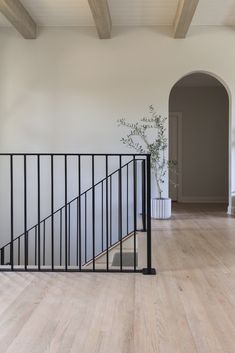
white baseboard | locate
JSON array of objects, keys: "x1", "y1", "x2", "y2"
[
  {"x1": 227, "y1": 206, "x2": 235, "y2": 215},
  {"x1": 179, "y1": 196, "x2": 228, "y2": 203}
]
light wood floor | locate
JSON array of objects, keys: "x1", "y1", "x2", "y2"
[{"x1": 1, "y1": 203, "x2": 235, "y2": 353}]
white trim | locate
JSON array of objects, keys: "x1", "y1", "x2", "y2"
[
  {"x1": 228, "y1": 90, "x2": 232, "y2": 213},
  {"x1": 228, "y1": 192, "x2": 235, "y2": 214},
  {"x1": 169, "y1": 112, "x2": 183, "y2": 202}
]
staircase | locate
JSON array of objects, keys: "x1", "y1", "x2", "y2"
[{"x1": 0, "y1": 153, "x2": 155, "y2": 275}]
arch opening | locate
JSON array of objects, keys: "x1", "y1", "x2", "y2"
[{"x1": 168, "y1": 71, "x2": 230, "y2": 212}]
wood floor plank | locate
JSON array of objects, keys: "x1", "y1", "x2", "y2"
[{"x1": 0, "y1": 203, "x2": 235, "y2": 353}]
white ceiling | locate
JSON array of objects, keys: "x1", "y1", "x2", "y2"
[
  {"x1": 0, "y1": 0, "x2": 235, "y2": 28},
  {"x1": 0, "y1": 0, "x2": 94, "y2": 27},
  {"x1": 109, "y1": 0, "x2": 179, "y2": 26},
  {"x1": 192, "y1": 0, "x2": 235, "y2": 25}
]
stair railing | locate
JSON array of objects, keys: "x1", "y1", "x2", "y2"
[{"x1": 0, "y1": 153, "x2": 155, "y2": 274}]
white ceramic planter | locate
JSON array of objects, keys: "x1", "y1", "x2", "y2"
[{"x1": 151, "y1": 198, "x2": 172, "y2": 219}]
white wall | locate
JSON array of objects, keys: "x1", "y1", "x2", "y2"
[
  {"x1": 170, "y1": 86, "x2": 229, "y2": 202},
  {"x1": 0, "y1": 25, "x2": 235, "y2": 208}
]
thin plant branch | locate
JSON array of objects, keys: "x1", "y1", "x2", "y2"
[{"x1": 118, "y1": 105, "x2": 177, "y2": 198}]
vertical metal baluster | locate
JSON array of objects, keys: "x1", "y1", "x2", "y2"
[
  {"x1": 142, "y1": 159, "x2": 146, "y2": 232},
  {"x1": 133, "y1": 156, "x2": 137, "y2": 272},
  {"x1": 37, "y1": 155, "x2": 41, "y2": 270},
  {"x1": 35, "y1": 226, "x2": 37, "y2": 266},
  {"x1": 76, "y1": 198, "x2": 79, "y2": 267},
  {"x1": 146, "y1": 154, "x2": 153, "y2": 274},
  {"x1": 106, "y1": 156, "x2": 109, "y2": 271},
  {"x1": 85, "y1": 193, "x2": 87, "y2": 264},
  {"x1": 78, "y1": 155, "x2": 81, "y2": 271},
  {"x1": 26, "y1": 232, "x2": 28, "y2": 268},
  {"x1": 51, "y1": 155, "x2": 54, "y2": 271},
  {"x1": 43, "y1": 220, "x2": 45, "y2": 266},
  {"x1": 101, "y1": 181, "x2": 104, "y2": 252},
  {"x1": 92, "y1": 155, "x2": 95, "y2": 271},
  {"x1": 24, "y1": 155, "x2": 27, "y2": 270},
  {"x1": 110, "y1": 175, "x2": 112, "y2": 246},
  {"x1": 127, "y1": 163, "x2": 129, "y2": 235},
  {"x1": 18, "y1": 238, "x2": 20, "y2": 265},
  {"x1": 65, "y1": 155, "x2": 68, "y2": 271},
  {"x1": 119, "y1": 156, "x2": 123, "y2": 271},
  {"x1": 60, "y1": 209, "x2": 62, "y2": 266},
  {"x1": 1, "y1": 248, "x2": 4, "y2": 265},
  {"x1": 10, "y1": 155, "x2": 14, "y2": 270},
  {"x1": 68, "y1": 203, "x2": 71, "y2": 267}
]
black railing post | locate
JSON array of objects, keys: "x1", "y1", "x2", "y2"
[
  {"x1": 10, "y1": 155, "x2": 14, "y2": 270},
  {"x1": 43, "y1": 220, "x2": 46, "y2": 266},
  {"x1": 76, "y1": 197, "x2": 79, "y2": 268},
  {"x1": 133, "y1": 156, "x2": 137, "y2": 271},
  {"x1": 85, "y1": 193, "x2": 87, "y2": 264},
  {"x1": 1, "y1": 248, "x2": 5, "y2": 265},
  {"x1": 60, "y1": 209, "x2": 62, "y2": 266},
  {"x1": 101, "y1": 181, "x2": 104, "y2": 252},
  {"x1": 92, "y1": 155, "x2": 95, "y2": 271},
  {"x1": 51, "y1": 155, "x2": 54, "y2": 271},
  {"x1": 78, "y1": 155, "x2": 82, "y2": 271},
  {"x1": 64, "y1": 155, "x2": 68, "y2": 271},
  {"x1": 68, "y1": 203, "x2": 71, "y2": 266},
  {"x1": 143, "y1": 154, "x2": 156, "y2": 275},
  {"x1": 142, "y1": 159, "x2": 146, "y2": 232},
  {"x1": 18, "y1": 238, "x2": 20, "y2": 265},
  {"x1": 106, "y1": 155, "x2": 109, "y2": 271},
  {"x1": 24, "y1": 155, "x2": 28, "y2": 270},
  {"x1": 35, "y1": 226, "x2": 37, "y2": 265},
  {"x1": 109, "y1": 176, "x2": 112, "y2": 246},
  {"x1": 127, "y1": 164, "x2": 129, "y2": 235},
  {"x1": 37, "y1": 155, "x2": 41, "y2": 270},
  {"x1": 119, "y1": 155, "x2": 123, "y2": 271}
]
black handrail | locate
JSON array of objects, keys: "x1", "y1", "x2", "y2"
[{"x1": 0, "y1": 153, "x2": 150, "y2": 156}]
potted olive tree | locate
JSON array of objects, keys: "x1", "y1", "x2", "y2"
[{"x1": 118, "y1": 105, "x2": 176, "y2": 219}]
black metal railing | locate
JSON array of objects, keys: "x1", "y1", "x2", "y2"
[{"x1": 0, "y1": 153, "x2": 155, "y2": 274}]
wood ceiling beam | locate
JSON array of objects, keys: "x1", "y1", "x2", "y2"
[
  {"x1": 173, "y1": 0, "x2": 199, "y2": 38},
  {"x1": 0, "y1": 0, "x2": 37, "y2": 39},
  {"x1": 88, "y1": 0, "x2": 112, "y2": 39}
]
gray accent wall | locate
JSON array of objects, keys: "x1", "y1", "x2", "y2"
[{"x1": 170, "y1": 86, "x2": 229, "y2": 202}]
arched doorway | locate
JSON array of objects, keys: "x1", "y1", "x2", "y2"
[{"x1": 169, "y1": 72, "x2": 230, "y2": 208}]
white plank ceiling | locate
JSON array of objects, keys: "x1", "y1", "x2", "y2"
[
  {"x1": 109, "y1": 0, "x2": 179, "y2": 26},
  {"x1": 192, "y1": 0, "x2": 235, "y2": 25},
  {"x1": 0, "y1": 0, "x2": 235, "y2": 27}
]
